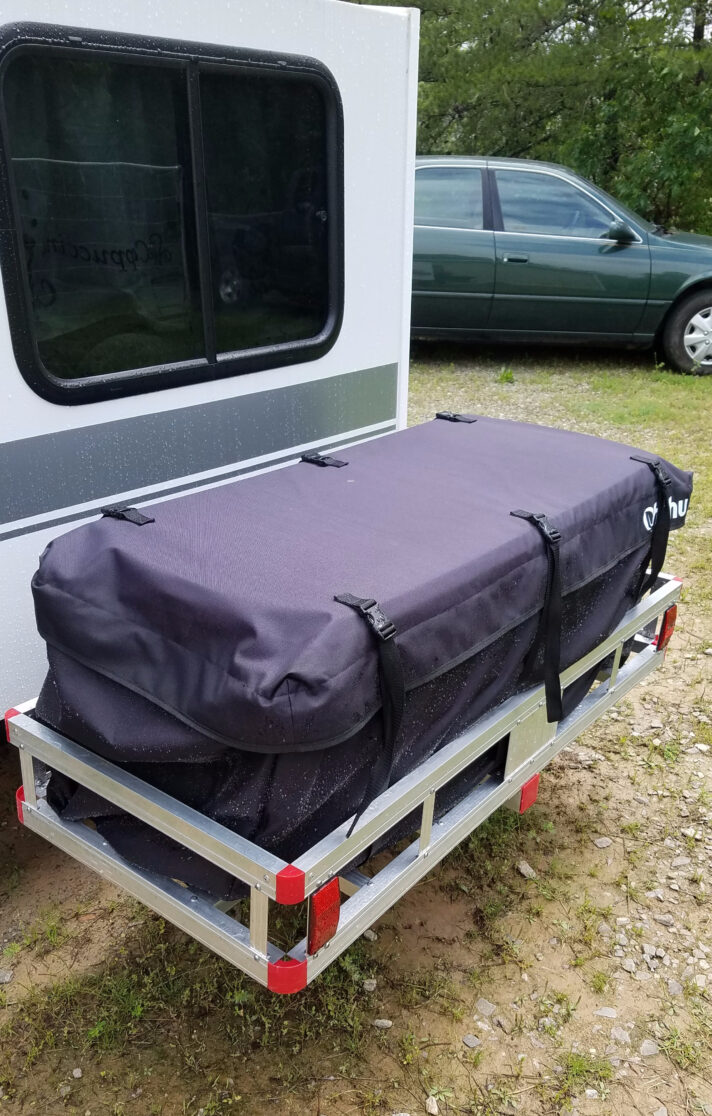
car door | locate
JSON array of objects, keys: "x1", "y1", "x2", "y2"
[
  {"x1": 412, "y1": 165, "x2": 495, "y2": 332},
  {"x1": 489, "y1": 167, "x2": 651, "y2": 337}
]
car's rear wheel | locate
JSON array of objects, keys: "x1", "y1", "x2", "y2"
[{"x1": 662, "y1": 289, "x2": 712, "y2": 374}]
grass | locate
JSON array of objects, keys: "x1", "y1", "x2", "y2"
[
  {"x1": 397, "y1": 1028, "x2": 420, "y2": 1065},
  {"x1": 550, "y1": 1050, "x2": 613, "y2": 1103},
  {"x1": 620, "y1": 820, "x2": 643, "y2": 836},
  {"x1": 537, "y1": 990, "x2": 578, "y2": 1036},
  {"x1": 447, "y1": 802, "x2": 558, "y2": 936},
  {"x1": 20, "y1": 907, "x2": 70, "y2": 955},
  {"x1": 590, "y1": 970, "x2": 609, "y2": 994},
  {"x1": 0, "y1": 913, "x2": 381, "y2": 1093},
  {"x1": 659, "y1": 1025, "x2": 703, "y2": 1069},
  {"x1": 395, "y1": 966, "x2": 464, "y2": 1019}
]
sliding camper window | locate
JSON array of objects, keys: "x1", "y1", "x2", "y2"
[{"x1": 0, "y1": 32, "x2": 342, "y2": 403}]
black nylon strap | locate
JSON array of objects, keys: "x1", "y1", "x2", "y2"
[
  {"x1": 630, "y1": 455, "x2": 672, "y2": 596},
  {"x1": 435, "y1": 411, "x2": 477, "y2": 423},
  {"x1": 101, "y1": 504, "x2": 154, "y2": 525},
  {"x1": 510, "y1": 510, "x2": 563, "y2": 723},
  {"x1": 334, "y1": 593, "x2": 405, "y2": 837},
  {"x1": 301, "y1": 451, "x2": 348, "y2": 468}
]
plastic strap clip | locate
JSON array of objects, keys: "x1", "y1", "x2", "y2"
[
  {"x1": 334, "y1": 594, "x2": 396, "y2": 641},
  {"x1": 435, "y1": 411, "x2": 477, "y2": 423},
  {"x1": 301, "y1": 451, "x2": 348, "y2": 468},
  {"x1": 101, "y1": 504, "x2": 154, "y2": 525}
]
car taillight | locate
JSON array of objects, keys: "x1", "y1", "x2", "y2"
[
  {"x1": 655, "y1": 604, "x2": 678, "y2": 653},
  {"x1": 307, "y1": 877, "x2": 341, "y2": 954}
]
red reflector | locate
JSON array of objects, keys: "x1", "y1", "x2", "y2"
[
  {"x1": 656, "y1": 604, "x2": 678, "y2": 652},
  {"x1": 307, "y1": 877, "x2": 341, "y2": 955},
  {"x1": 16, "y1": 786, "x2": 25, "y2": 824},
  {"x1": 519, "y1": 773, "x2": 540, "y2": 813},
  {"x1": 267, "y1": 957, "x2": 307, "y2": 994}
]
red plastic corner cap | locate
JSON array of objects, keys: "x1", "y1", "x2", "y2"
[
  {"x1": 275, "y1": 864, "x2": 306, "y2": 905},
  {"x1": 4, "y1": 707, "x2": 20, "y2": 744},
  {"x1": 519, "y1": 773, "x2": 540, "y2": 814},
  {"x1": 16, "y1": 785, "x2": 25, "y2": 825},
  {"x1": 267, "y1": 957, "x2": 307, "y2": 994}
]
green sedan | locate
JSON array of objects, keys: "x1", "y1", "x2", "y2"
[{"x1": 412, "y1": 156, "x2": 712, "y2": 373}]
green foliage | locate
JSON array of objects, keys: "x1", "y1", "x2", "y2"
[
  {"x1": 591, "y1": 970, "x2": 609, "y2": 993},
  {"x1": 659, "y1": 1024, "x2": 703, "y2": 1068},
  {"x1": 553, "y1": 1050, "x2": 613, "y2": 1101},
  {"x1": 355, "y1": 0, "x2": 712, "y2": 233}
]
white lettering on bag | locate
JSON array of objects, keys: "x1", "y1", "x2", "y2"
[{"x1": 643, "y1": 497, "x2": 689, "y2": 531}]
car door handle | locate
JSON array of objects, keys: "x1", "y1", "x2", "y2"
[{"x1": 501, "y1": 254, "x2": 529, "y2": 263}]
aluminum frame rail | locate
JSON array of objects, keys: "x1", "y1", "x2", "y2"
[{"x1": 6, "y1": 574, "x2": 681, "y2": 992}]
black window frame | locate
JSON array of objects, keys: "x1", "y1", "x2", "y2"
[{"x1": 0, "y1": 23, "x2": 344, "y2": 405}]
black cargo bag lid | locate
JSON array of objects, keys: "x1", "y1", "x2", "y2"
[{"x1": 32, "y1": 415, "x2": 692, "y2": 754}]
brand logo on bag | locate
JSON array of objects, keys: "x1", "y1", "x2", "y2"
[{"x1": 643, "y1": 498, "x2": 689, "y2": 531}]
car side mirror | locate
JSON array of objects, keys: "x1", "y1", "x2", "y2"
[{"x1": 605, "y1": 219, "x2": 636, "y2": 244}]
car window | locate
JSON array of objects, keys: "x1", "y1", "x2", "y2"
[
  {"x1": 414, "y1": 167, "x2": 483, "y2": 230},
  {"x1": 0, "y1": 40, "x2": 340, "y2": 400},
  {"x1": 496, "y1": 170, "x2": 613, "y2": 238}
]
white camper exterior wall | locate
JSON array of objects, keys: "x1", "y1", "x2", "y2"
[{"x1": 0, "y1": 0, "x2": 419, "y2": 710}]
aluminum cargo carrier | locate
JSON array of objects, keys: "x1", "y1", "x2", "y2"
[
  {"x1": 5, "y1": 407, "x2": 691, "y2": 991},
  {"x1": 6, "y1": 569, "x2": 682, "y2": 992}
]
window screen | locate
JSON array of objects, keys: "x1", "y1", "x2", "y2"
[
  {"x1": 0, "y1": 38, "x2": 340, "y2": 400},
  {"x1": 496, "y1": 170, "x2": 612, "y2": 238},
  {"x1": 414, "y1": 166, "x2": 483, "y2": 229}
]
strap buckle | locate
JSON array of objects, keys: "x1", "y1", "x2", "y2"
[
  {"x1": 631, "y1": 454, "x2": 672, "y2": 490},
  {"x1": 335, "y1": 592, "x2": 397, "y2": 641},
  {"x1": 358, "y1": 599, "x2": 397, "y2": 641},
  {"x1": 531, "y1": 513, "x2": 561, "y2": 546},
  {"x1": 652, "y1": 462, "x2": 672, "y2": 490},
  {"x1": 511, "y1": 509, "x2": 561, "y2": 546}
]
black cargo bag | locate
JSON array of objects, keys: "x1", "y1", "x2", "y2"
[{"x1": 33, "y1": 415, "x2": 693, "y2": 896}]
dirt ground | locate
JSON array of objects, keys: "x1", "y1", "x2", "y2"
[{"x1": 1, "y1": 346, "x2": 711, "y2": 1116}]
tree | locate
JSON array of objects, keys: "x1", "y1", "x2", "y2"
[{"x1": 355, "y1": 0, "x2": 712, "y2": 231}]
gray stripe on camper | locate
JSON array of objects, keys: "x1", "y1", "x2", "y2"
[
  {"x1": 0, "y1": 425, "x2": 397, "y2": 542},
  {"x1": 1, "y1": 363, "x2": 398, "y2": 526}
]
